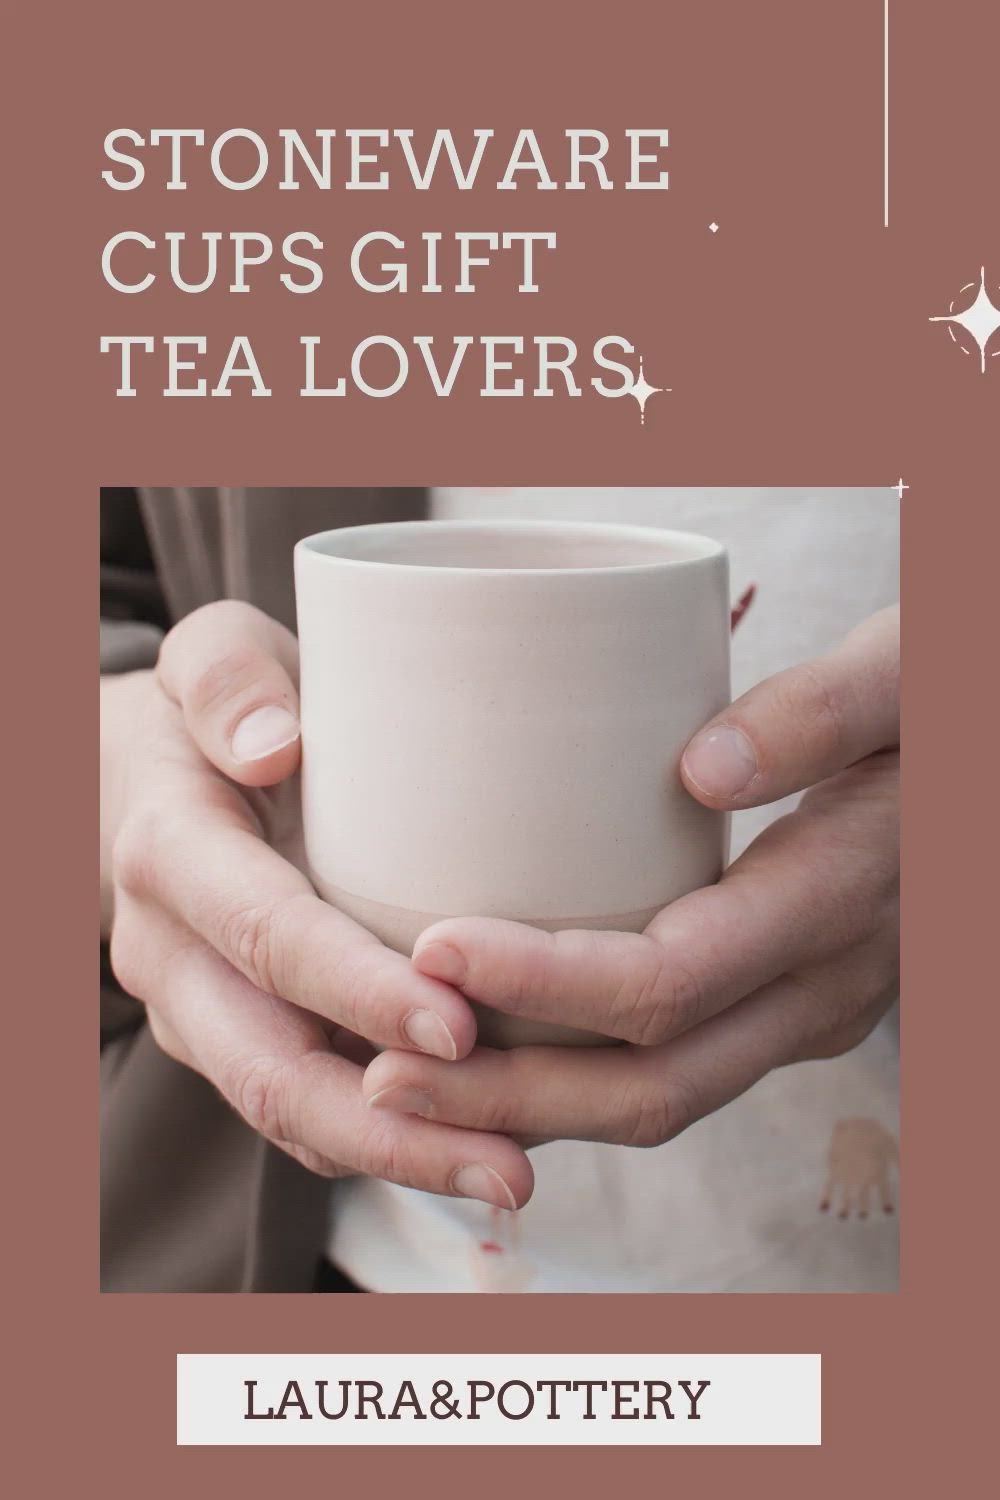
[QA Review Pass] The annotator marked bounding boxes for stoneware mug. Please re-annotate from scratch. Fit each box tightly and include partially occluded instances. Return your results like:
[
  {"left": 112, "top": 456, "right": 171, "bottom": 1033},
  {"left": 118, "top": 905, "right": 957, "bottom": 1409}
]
[{"left": 294, "top": 519, "right": 731, "bottom": 1048}]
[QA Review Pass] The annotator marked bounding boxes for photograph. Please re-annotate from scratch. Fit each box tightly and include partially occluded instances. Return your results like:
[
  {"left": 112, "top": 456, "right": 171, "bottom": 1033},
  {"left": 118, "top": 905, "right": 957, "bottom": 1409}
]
[{"left": 101, "top": 486, "right": 899, "bottom": 1293}]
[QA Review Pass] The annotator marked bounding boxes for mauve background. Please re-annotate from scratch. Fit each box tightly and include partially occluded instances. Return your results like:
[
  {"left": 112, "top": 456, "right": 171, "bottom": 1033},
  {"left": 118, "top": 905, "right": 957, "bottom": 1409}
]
[{"left": 6, "top": 0, "right": 996, "bottom": 1494}]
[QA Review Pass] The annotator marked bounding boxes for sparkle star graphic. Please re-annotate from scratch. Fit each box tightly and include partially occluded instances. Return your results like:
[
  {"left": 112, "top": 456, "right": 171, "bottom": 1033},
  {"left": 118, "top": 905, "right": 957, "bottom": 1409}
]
[
  {"left": 929, "top": 267, "right": 1000, "bottom": 374},
  {"left": 625, "top": 356, "right": 667, "bottom": 425}
]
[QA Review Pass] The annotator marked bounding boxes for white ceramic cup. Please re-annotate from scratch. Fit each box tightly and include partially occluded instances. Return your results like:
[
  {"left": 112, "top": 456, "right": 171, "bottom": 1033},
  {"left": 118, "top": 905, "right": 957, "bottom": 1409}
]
[{"left": 295, "top": 520, "right": 731, "bottom": 1048}]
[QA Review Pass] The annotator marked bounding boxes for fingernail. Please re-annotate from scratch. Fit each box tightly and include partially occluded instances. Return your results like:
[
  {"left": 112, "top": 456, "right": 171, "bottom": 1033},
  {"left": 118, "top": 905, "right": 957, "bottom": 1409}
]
[
  {"left": 231, "top": 705, "right": 300, "bottom": 763},
  {"left": 367, "top": 1084, "right": 433, "bottom": 1117},
  {"left": 451, "top": 1162, "right": 517, "bottom": 1210},
  {"left": 413, "top": 940, "right": 467, "bottom": 988},
  {"left": 402, "top": 1008, "right": 458, "bottom": 1061},
  {"left": 682, "top": 725, "right": 758, "bottom": 800}
]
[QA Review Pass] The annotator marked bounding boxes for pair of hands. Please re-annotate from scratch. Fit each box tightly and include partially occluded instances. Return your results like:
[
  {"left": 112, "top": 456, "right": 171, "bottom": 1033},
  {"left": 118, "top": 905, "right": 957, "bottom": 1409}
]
[{"left": 103, "top": 600, "right": 899, "bottom": 1210}]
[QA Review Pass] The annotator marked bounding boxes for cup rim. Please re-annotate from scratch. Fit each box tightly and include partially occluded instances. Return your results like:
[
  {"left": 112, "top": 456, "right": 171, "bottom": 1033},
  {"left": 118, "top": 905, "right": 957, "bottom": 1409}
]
[{"left": 295, "top": 518, "right": 726, "bottom": 576}]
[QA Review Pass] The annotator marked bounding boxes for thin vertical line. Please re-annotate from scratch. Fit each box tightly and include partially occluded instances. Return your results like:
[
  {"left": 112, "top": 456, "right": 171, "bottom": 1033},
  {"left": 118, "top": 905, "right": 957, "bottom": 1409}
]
[{"left": 884, "top": 0, "right": 889, "bottom": 227}]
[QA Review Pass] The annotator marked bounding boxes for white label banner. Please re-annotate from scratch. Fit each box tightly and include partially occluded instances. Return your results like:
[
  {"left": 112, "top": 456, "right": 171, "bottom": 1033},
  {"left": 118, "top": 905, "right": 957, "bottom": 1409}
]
[{"left": 177, "top": 1353, "right": 821, "bottom": 1445}]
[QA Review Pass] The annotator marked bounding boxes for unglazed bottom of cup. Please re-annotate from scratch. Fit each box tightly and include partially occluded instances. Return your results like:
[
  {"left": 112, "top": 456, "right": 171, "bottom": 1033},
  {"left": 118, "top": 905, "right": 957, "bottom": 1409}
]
[{"left": 313, "top": 879, "right": 664, "bottom": 1048}]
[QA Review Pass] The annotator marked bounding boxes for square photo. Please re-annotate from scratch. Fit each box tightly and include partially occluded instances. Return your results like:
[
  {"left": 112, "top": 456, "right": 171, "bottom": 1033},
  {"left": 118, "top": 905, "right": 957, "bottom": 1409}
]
[{"left": 100, "top": 486, "right": 899, "bottom": 1293}]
